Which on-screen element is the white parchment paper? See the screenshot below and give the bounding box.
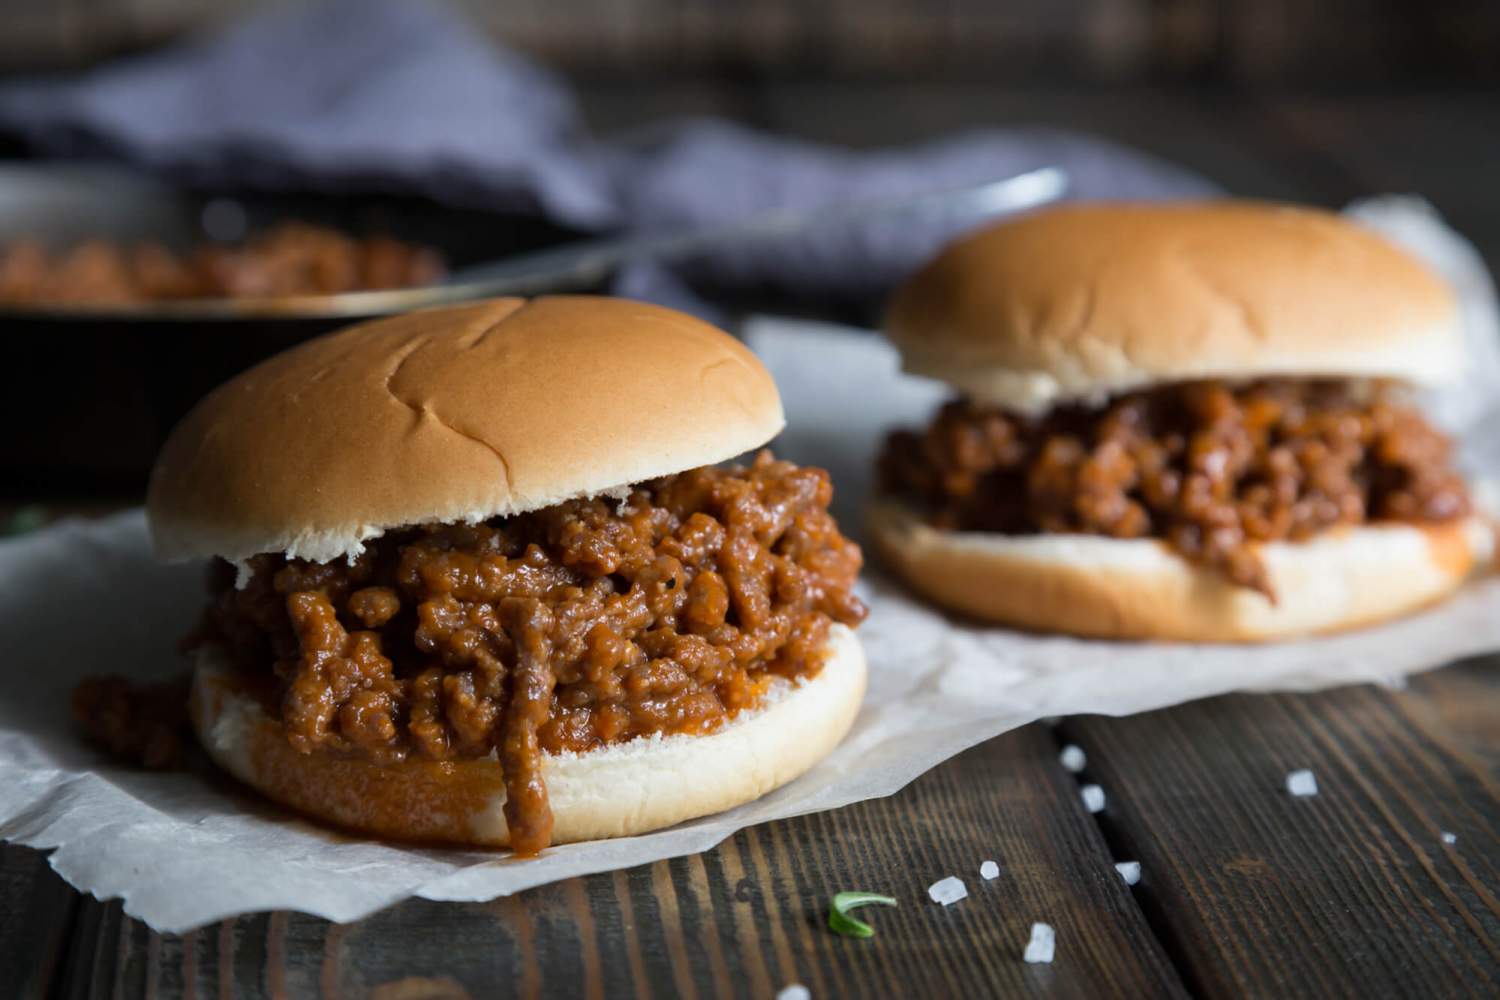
[3,199,1497,932]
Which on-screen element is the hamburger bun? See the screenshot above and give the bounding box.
[153,295,867,852]
[190,624,866,847]
[868,501,1492,642]
[148,296,785,565]
[887,201,1463,414]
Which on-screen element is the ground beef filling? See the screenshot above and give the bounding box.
[879,379,1469,597]
[1,222,445,305]
[201,452,866,855]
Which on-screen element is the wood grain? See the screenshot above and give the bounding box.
[26,653,1500,998]
[1059,657,1500,999]
[0,842,78,1000]
[30,724,1185,999]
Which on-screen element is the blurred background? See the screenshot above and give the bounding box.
[3,0,1498,212]
[1,0,1497,503]
[7,0,1500,84]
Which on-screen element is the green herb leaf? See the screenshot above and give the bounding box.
[828,891,898,938]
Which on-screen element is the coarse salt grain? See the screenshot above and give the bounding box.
[928,876,968,905]
[1081,784,1106,813]
[1115,861,1141,886]
[980,860,1000,880]
[1442,831,1458,845]
[1286,769,1318,797]
[777,985,811,1000]
[1059,744,1086,773]
[1023,922,1056,964]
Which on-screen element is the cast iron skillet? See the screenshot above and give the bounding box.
[0,164,586,496]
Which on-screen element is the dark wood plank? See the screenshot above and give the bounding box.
[1060,657,1500,999]
[0,842,79,999]
[25,723,1185,998]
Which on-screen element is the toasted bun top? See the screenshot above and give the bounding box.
[148,296,785,564]
[886,201,1464,413]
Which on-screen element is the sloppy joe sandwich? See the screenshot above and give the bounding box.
[872,201,1491,642]
[148,296,868,854]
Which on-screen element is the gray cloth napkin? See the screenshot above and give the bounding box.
[0,0,1217,307]
[0,0,614,227]
[605,120,1217,306]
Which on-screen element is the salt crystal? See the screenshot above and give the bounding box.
[928,876,968,905]
[1081,784,1106,813]
[1023,922,1056,964]
[1441,831,1457,845]
[980,860,1000,880]
[1059,744,1087,773]
[1115,861,1141,886]
[777,986,811,1000]
[1285,769,1318,797]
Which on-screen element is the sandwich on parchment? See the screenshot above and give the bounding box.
[871,201,1490,642]
[146,296,868,854]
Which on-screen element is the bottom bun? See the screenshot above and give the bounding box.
[868,500,1492,642]
[190,624,866,848]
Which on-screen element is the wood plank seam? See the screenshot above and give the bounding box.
[1048,719,1216,998]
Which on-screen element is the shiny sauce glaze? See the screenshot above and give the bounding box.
[879,379,1468,597]
[202,452,866,854]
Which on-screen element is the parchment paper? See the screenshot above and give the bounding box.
[2,199,1497,932]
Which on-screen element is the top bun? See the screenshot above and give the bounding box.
[148,296,785,564]
[886,200,1463,414]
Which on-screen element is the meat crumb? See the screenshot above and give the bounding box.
[71,674,192,769]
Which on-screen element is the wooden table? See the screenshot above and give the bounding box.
[6,660,1496,998]
[4,87,1500,998]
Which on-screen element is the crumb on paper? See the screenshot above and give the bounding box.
[980,860,1000,880]
[928,876,968,905]
[777,985,811,1000]
[1285,769,1318,797]
[1115,861,1141,886]
[1023,922,1056,964]
[1059,744,1086,773]
[1441,831,1457,845]
[1081,784,1106,813]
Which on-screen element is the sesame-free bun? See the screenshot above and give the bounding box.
[190,624,865,848]
[148,297,785,564]
[887,201,1464,414]
[868,501,1492,642]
